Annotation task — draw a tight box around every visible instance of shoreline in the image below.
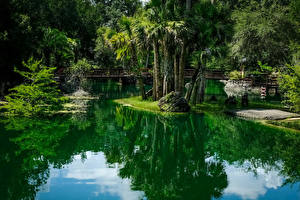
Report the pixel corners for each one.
[114,96,300,132]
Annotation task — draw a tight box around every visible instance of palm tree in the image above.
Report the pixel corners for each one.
[108,16,147,99]
[147,22,164,100]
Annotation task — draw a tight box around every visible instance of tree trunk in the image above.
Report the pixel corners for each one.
[131,43,146,100]
[163,38,174,96]
[138,76,146,100]
[174,54,179,92]
[153,40,162,100]
[187,66,206,105]
[145,50,150,69]
[185,65,200,101]
[178,40,186,95]
[190,73,201,105]
[153,67,157,100]
[186,0,192,11]
[196,70,206,103]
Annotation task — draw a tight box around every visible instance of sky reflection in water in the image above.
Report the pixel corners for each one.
[37,152,144,200]
[36,151,300,200]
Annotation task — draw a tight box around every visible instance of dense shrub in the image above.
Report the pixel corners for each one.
[229,70,242,80]
[65,58,98,91]
[3,58,67,116]
[279,64,300,112]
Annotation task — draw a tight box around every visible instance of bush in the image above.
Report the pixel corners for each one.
[3,58,67,116]
[229,70,242,80]
[65,58,97,91]
[279,64,300,112]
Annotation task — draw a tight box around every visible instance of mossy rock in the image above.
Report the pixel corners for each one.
[158,92,190,112]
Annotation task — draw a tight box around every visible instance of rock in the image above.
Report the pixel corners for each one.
[225,96,237,105]
[158,91,190,112]
[145,88,153,99]
[226,109,300,120]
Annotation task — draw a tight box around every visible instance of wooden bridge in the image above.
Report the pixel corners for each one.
[85,68,227,80]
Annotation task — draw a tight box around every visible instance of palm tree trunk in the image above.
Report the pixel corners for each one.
[163,38,174,96]
[178,40,186,95]
[138,76,146,100]
[185,66,200,101]
[131,43,146,100]
[152,51,157,100]
[153,40,162,100]
[145,50,150,69]
[196,70,206,103]
[186,0,192,11]
[174,54,179,92]
[190,73,201,105]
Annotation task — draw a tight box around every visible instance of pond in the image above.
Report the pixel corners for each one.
[0,80,299,200]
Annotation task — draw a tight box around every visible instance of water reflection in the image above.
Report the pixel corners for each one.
[0,82,299,200]
[223,161,283,199]
[36,152,143,200]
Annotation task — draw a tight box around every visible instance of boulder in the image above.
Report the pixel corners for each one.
[158,91,190,112]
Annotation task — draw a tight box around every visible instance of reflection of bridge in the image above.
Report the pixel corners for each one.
[86,68,227,80]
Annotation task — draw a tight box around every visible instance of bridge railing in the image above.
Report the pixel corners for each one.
[86,68,227,80]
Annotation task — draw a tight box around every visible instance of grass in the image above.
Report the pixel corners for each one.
[193,98,286,113]
[247,101,286,110]
[192,102,286,115]
[193,102,225,113]
[114,96,161,112]
[113,96,300,131]
[113,96,188,115]
[114,96,287,114]
[266,118,300,131]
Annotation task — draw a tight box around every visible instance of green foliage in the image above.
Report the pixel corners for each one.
[268,119,300,131]
[94,27,118,67]
[68,58,96,78]
[0,0,141,95]
[3,58,67,116]
[110,32,132,60]
[40,27,78,67]
[246,61,274,78]
[230,2,298,68]
[229,70,242,80]
[66,58,98,90]
[114,96,161,113]
[258,61,273,73]
[104,15,150,74]
[279,63,300,112]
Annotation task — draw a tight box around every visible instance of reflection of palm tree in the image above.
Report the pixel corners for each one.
[111,107,228,200]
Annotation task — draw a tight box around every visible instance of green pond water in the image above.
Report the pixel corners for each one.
[0,80,299,200]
